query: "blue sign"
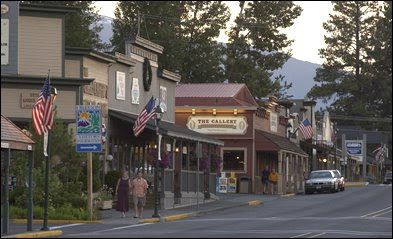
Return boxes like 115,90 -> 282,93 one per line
76,105 -> 102,153
346,140 -> 363,156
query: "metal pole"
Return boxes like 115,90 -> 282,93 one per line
342,134 -> 348,179
197,145 -> 200,211
362,134 -> 367,181
152,118 -> 160,218
27,150 -> 34,231
41,132 -> 50,231
87,152 -> 93,221
2,148 -> 11,235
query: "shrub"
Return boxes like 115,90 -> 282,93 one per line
105,170 -> 121,196
10,205 -> 100,220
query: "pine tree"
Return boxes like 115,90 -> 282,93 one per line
308,1 -> 382,118
111,1 -> 229,83
22,1 -> 107,50
225,1 -> 302,99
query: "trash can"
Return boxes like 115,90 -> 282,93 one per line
239,176 -> 251,194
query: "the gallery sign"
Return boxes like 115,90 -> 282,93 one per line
186,116 -> 248,135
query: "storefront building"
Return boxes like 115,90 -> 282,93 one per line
175,85 -> 308,194
1,2 -> 93,129
105,36 -> 224,209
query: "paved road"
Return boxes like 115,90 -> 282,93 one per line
57,184 -> 392,238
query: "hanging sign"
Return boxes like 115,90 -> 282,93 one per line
187,116 -> 248,135
76,105 -> 102,152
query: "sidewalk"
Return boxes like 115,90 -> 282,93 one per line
3,193 -> 280,237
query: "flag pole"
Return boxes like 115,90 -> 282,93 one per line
41,70 -> 51,231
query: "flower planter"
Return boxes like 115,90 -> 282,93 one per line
98,200 -> 113,210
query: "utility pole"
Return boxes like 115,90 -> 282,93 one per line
87,152 -> 93,221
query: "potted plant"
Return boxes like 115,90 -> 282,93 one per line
95,184 -> 114,210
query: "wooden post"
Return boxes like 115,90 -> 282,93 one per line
87,152 -> 93,221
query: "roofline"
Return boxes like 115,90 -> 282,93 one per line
175,106 -> 258,111
66,47 -> 116,63
1,74 -> 94,86
19,3 -> 78,14
158,69 -> 181,83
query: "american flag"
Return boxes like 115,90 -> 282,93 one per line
32,74 -> 54,136
133,96 -> 156,137
299,118 -> 313,140
373,144 -> 386,162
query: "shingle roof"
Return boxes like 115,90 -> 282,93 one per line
1,115 -> 35,145
175,83 -> 258,107
176,83 -> 246,98
255,130 -> 308,156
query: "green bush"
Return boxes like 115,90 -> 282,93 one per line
105,170 -> 121,195
10,205 -> 101,220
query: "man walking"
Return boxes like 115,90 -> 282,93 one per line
131,171 -> 148,219
261,166 -> 270,194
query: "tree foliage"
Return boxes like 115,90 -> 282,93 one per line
22,1 -> 107,50
308,1 -> 390,122
111,1 -> 230,83
224,1 -> 302,99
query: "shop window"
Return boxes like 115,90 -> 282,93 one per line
223,150 -> 245,171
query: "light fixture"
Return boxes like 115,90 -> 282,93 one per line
191,109 -> 196,115
212,109 -> 217,115
233,109 -> 238,115
175,147 -> 179,152
236,156 -> 240,159
154,144 -> 157,149
323,158 -> 327,163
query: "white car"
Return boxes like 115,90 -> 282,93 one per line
305,170 -> 340,194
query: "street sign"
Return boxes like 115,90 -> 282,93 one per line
346,140 -> 363,156
76,105 -> 102,153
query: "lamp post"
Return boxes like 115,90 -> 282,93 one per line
41,87 -> 57,231
152,105 -> 163,218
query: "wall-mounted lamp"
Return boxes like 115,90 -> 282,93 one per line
212,109 -> 217,115
154,144 -> 157,149
191,109 -> 196,115
236,156 -> 240,160
322,158 -> 327,163
175,147 -> 179,153
233,109 -> 238,115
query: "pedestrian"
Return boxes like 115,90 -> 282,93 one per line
131,171 -> 149,219
269,168 -> 278,195
115,170 -> 132,218
261,166 -> 270,194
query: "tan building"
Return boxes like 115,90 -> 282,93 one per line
1,3 -> 93,128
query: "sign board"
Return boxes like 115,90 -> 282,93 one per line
1,18 -> 9,65
270,112 -> 278,132
76,105 -> 102,153
131,78 -> 139,104
187,116 -> 248,135
227,177 -> 237,193
218,177 -> 228,193
346,140 -> 362,156
116,71 -> 125,100
20,92 -> 39,109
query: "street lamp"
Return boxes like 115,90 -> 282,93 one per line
41,87 -> 57,231
152,105 -> 163,218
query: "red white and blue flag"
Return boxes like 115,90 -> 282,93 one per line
299,118 -> 313,140
32,73 -> 54,136
133,96 -> 156,137
373,144 -> 386,162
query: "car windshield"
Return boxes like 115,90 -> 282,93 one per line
310,172 -> 332,179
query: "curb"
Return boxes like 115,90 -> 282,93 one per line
12,219 -> 102,225
138,200 -> 264,224
346,182 -> 368,188
281,193 -> 295,198
2,230 -> 63,238
248,200 -> 263,206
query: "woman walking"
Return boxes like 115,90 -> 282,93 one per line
115,170 -> 132,218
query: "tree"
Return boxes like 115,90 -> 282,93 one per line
308,2 -> 382,119
22,1 -> 107,50
224,1 -> 302,99
111,1 -> 229,83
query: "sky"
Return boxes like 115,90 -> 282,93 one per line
93,1 -> 333,65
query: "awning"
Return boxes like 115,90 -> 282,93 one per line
255,129 -> 308,157
109,109 -> 224,146
1,115 -> 35,151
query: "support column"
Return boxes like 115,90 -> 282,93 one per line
277,150 -> 283,195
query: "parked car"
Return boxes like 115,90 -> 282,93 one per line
333,169 -> 345,191
305,170 -> 339,194
384,171 -> 392,184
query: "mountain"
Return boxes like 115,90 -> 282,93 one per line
96,15 -> 324,107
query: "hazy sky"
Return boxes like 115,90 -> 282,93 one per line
93,1 -> 333,65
